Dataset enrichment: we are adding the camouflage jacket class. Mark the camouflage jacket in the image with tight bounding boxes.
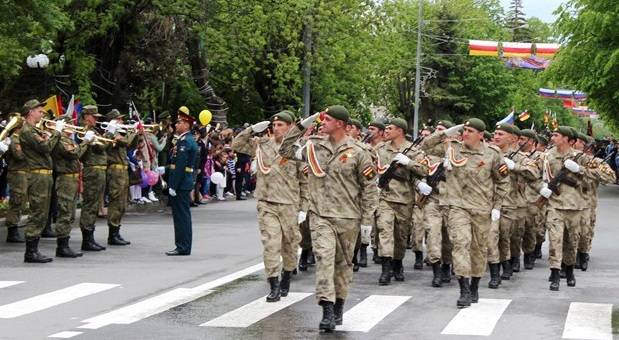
[53,135,88,174]
[19,122,60,170]
[105,131,139,166]
[501,147,540,209]
[375,140,428,204]
[80,125,108,167]
[542,147,591,210]
[6,133,28,171]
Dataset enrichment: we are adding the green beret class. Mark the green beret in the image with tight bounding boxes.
[537,135,549,145]
[105,109,123,121]
[464,118,486,132]
[388,118,408,132]
[554,126,574,139]
[271,111,294,124]
[519,129,537,140]
[22,99,45,115]
[495,123,519,136]
[484,131,493,141]
[436,120,455,129]
[576,132,592,144]
[324,105,350,123]
[82,105,102,117]
[349,119,363,130]
[368,120,385,130]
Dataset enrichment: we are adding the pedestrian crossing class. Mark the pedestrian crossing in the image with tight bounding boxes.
[0,280,615,339]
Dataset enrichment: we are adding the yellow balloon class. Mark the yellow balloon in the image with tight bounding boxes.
[199,110,212,126]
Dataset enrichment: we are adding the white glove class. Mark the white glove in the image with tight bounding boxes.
[105,121,118,134]
[251,121,270,133]
[417,181,432,196]
[298,211,307,224]
[168,188,177,197]
[0,141,8,153]
[4,137,11,146]
[540,183,552,198]
[444,124,464,137]
[83,130,95,142]
[300,113,320,129]
[156,166,166,175]
[54,120,66,132]
[360,225,372,245]
[491,209,501,222]
[503,157,515,170]
[393,153,411,166]
[564,159,580,173]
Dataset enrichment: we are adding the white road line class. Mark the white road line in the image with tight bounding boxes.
[562,302,612,340]
[48,331,83,338]
[201,292,312,328]
[0,283,119,319]
[0,281,24,289]
[337,295,411,332]
[79,262,264,330]
[441,298,511,336]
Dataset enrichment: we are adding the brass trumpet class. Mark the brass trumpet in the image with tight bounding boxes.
[0,115,23,141]
[75,130,116,145]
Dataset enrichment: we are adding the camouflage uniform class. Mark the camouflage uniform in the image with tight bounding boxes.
[522,150,545,262]
[5,133,29,231]
[79,125,108,231]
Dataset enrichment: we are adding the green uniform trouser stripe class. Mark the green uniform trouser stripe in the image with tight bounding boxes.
[24,173,53,238]
[54,174,79,238]
[107,168,129,228]
[5,171,27,228]
[79,167,106,230]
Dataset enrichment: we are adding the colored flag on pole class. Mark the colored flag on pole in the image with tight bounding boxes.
[518,110,530,121]
[65,95,76,124]
[497,110,515,125]
[42,95,64,117]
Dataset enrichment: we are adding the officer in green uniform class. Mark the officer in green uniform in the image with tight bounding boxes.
[165,109,198,256]
[4,115,27,243]
[103,109,140,245]
[19,99,61,263]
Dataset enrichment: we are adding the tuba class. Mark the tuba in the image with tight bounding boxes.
[0,115,23,141]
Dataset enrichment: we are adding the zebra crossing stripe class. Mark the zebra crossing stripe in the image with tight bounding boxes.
[201,292,313,328]
[337,295,411,332]
[441,298,511,336]
[562,302,612,340]
[0,281,24,289]
[0,283,119,319]
[48,331,83,338]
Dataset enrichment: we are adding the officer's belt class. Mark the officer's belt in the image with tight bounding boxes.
[85,165,107,170]
[58,172,79,178]
[31,169,53,175]
[108,164,128,171]
[169,165,193,173]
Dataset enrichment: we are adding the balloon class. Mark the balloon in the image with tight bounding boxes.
[211,172,225,186]
[199,110,212,126]
[146,170,159,186]
[140,171,149,188]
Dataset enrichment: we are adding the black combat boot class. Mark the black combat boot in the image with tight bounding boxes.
[488,263,501,289]
[359,244,368,267]
[41,220,56,238]
[457,277,472,308]
[565,265,576,287]
[334,298,345,325]
[441,263,452,283]
[352,248,360,272]
[379,257,392,285]
[319,300,336,331]
[373,248,382,264]
[266,277,281,302]
[280,270,292,297]
[308,250,315,265]
[500,260,512,280]
[549,268,560,291]
[81,228,106,251]
[580,253,590,271]
[413,251,423,270]
[56,237,83,258]
[6,226,25,243]
[392,259,405,281]
[470,277,480,303]
[431,262,442,287]
[511,256,520,272]
[575,252,582,269]
[560,263,566,278]
[298,249,309,271]
[534,242,543,259]
[108,225,130,246]
[523,253,534,270]
[24,237,53,263]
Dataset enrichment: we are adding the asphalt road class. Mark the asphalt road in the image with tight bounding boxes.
[1,187,619,340]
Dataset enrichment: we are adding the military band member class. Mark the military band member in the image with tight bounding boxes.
[5,116,27,243]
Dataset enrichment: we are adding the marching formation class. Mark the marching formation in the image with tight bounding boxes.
[232,105,616,332]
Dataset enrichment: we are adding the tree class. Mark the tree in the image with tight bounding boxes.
[506,0,531,42]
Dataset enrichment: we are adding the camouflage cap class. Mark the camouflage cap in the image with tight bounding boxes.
[324,105,350,123]
[105,109,123,121]
[519,129,537,140]
[464,118,486,132]
[368,120,385,130]
[388,117,408,132]
[22,99,45,114]
[436,120,455,129]
[158,110,171,120]
[349,118,363,130]
[82,105,102,117]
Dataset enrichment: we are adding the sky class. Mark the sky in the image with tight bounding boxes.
[500,0,566,23]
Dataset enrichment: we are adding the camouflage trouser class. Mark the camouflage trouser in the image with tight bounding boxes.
[509,208,526,259]
[577,206,594,253]
[448,206,490,278]
[411,205,425,252]
[546,208,582,269]
[490,207,523,262]
[5,170,28,228]
[376,200,412,260]
[24,172,53,238]
[80,167,106,230]
[309,212,358,303]
[107,167,129,228]
[257,201,300,278]
[522,204,539,254]
[299,218,312,250]
[487,219,501,264]
[536,204,548,244]
[54,174,79,238]
[423,198,451,264]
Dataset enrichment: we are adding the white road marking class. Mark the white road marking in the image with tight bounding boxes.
[0,281,24,289]
[337,295,411,332]
[48,331,83,338]
[562,302,612,340]
[441,298,511,336]
[0,283,119,319]
[201,292,312,328]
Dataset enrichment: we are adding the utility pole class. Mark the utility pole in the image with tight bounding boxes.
[413,0,423,138]
[302,20,312,118]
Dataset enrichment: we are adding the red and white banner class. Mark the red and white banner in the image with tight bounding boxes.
[502,42,532,58]
[469,40,499,56]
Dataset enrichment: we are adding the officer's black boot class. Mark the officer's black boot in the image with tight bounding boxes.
[488,263,501,289]
[470,277,480,303]
[298,249,309,271]
[359,244,368,267]
[457,277,472,308]
[560,263,566,278]
[500,260,512,280]
[414,251,423,270]
[534,242,543,259]
[565,265,576,287]
[580,253,590,271]
[41,220,56,238]
[334,298,345,325]
[524,253,534,270]
[108,226,130,246]
[6,226,25,243]
[511,256,520,272]
[392,259,405,281]
[81,228,106,251]
[373,248,382,264]
[379,257,392,285]
[549,268,560,291]
[24,237,53,263]
[441,263,452,283]
[575,252,582,269]
[266,277,281,302]
[431,262,442,287]
[319,300,336,331]
[280,270,292,297]
[56,237,83,258]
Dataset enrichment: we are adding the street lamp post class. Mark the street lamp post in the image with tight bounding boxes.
[26,54,50,97]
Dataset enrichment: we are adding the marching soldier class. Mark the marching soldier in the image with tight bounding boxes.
[19,99,61,263]
[367,120,385,147]
[232,111,308,302]
[5,115,27,243]
[424,119,509,307]
[375,118,428,285]
[519,129,544,269]
[534,135,550,259]
[279,105,378,331]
